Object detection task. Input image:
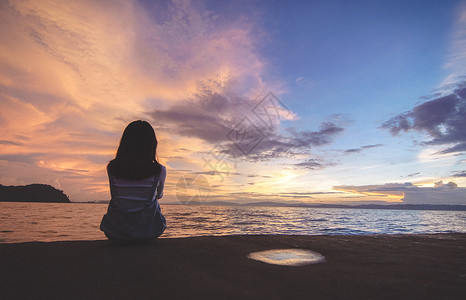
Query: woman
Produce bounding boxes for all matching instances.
[100,120,167,244]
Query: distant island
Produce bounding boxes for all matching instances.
[0,184,70,203]
[165,201,466,211]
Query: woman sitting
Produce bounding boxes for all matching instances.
[100,120,166,244]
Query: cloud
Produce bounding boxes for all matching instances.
[344,144,383,154]
[335,182,413,197]
[452,170,466,177]
[278,191,344,196]
[0,0,273,201]
[235,121,344,162]
[433,180,457,188]
[148,77,344,163]
[285,122,345,147]
[0,140,24,146]
[0,153,42,165]
[335,181,466,205]
[294,158,334,170]
[445,2,466,77]
[247,174,272,178]
[149,79,258,144]
[295,77,317,88]
[405,172,420,177]
[192,170,240,176]
[381,81,466,154]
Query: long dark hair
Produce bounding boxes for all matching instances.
[107,120,162,180]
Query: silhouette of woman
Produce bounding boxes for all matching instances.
[100,120,166,243]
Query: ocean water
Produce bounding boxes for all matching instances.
[0,202,465,243]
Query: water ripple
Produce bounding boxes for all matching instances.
[0,202,465,243]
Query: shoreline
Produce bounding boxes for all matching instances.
[1,233,465,299]
[4,201,465,212]
[2,231,466,245]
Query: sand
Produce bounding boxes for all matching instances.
[1,234,465,299]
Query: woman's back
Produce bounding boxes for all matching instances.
[108,166,166,212]
[100,120,167,244]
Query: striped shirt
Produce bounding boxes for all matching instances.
[108,165,166,212]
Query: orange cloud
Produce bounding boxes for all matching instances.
[0,0,270,201]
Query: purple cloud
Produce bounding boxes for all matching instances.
[335,181,465,205]
[294,158,335,170]
[0,140,24,146]
[405,172,420,177]
[148,84,345,162]
[229,122,344,162]
[452,170,466,178]
[344,143,384,154]
[150,90,253,143]
[381,81,466,154]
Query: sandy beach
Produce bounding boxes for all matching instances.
[1,233,465,299]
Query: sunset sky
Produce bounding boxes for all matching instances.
[1,0,465,205]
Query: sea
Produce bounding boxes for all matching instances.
[0,202,465,243]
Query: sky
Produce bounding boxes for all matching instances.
[0,0,465,205]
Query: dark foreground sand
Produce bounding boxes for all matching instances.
[1,234,465,300]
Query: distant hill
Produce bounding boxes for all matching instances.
[0,184,70,203]
[166,201,466,211]
[240,202,466,211]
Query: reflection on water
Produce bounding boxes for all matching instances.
[0,202,465,243]
[248,249,326,266]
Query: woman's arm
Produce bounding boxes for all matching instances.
[156,165,166,199]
